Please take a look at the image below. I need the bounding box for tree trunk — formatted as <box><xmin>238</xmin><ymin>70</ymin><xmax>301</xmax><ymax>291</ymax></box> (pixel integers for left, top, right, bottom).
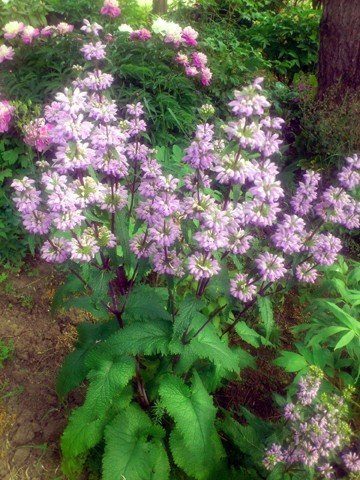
<box><xmin>152</xmin><ymin>0</ymin><xmax>167</xmax><ymax>15</ymax></box>
<box><xmin>317</xmin><ymin>0</ymin><xmax>360</xmax><ymax>99</ymax></box>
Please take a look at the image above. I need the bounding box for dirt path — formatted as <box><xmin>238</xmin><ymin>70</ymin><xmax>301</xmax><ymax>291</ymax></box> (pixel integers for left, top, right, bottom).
<box><xmin>0</xmin><ymin>261</ymin><xmax>79</xmax><ymax>480</ymax></box>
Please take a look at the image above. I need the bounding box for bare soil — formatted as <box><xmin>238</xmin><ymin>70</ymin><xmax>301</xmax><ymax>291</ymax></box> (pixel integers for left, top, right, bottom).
<box><xmin>0</xmin><ymin>261</ymin><xmax>81</xmax><ymax>480</ymax></box>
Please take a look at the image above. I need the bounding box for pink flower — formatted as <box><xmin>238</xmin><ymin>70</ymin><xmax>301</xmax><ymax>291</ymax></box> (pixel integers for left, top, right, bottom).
<box><xmin>21</xmin><ymin>26</ymin><xmax>40</xmax><ymax>44</ymax></box>
<box><xmin>100</xmin><ymin>0</ymin><xmax>121</xmax><ymax>18</ymax></box>
<box><xmin>56</xmin><ymin>22</ymin><xmax>74</xmax><ymax>35</ymax></box>
<box><xmin>192</xmin><ymin>52</ymin><xmax>207</xmax><ymax>69</ymax></box>
<box><xmin>130</xmin><ymin>28</ymin><xmax>152</xmax><ymax>42</ymax></box>
<box><xmin>3</xmin><ymin>21</ymin><xmax>24</xmax><ymax>40</ymax></box>
<box><xmin>0</xmin><ymin>100</ymin><xmax>15</xmax><ymax>133</ymax></box>
<box><xmin>23</xmin><ymin>118</ymin><xmax>53</xmax><ymax>152</ymax></box>
<box><xmin>200</xmin><ymin>67</ymin><xmax>212</xmax><ymax>86</ymax></box>
<box><xmin>181</xmin><ymin>26</ymin><xmax>198</xmax><ymax>46</ymax></box>
<box><xmin>0</xmin><ymin>45</ymin><xmax>15</xmax><ymax>63</ymax></box>
<box><xmin>41</xmin><ymin>26</ymin><xmax>55</xmax><ymax>37</ymax></box>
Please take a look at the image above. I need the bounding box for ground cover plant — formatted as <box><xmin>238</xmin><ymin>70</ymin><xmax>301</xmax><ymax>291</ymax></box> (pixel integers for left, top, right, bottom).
<box><xmin>0</xmin><ymin>1</ymin><xmax>359</xmax><ymax>479</ymax></box>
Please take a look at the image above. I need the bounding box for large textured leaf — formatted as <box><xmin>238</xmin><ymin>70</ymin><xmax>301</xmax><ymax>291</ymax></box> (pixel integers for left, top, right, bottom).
<box><xmin>90</xmin><ymin>319</ymin><xmax>172</xmax><ymax>358</ymax></box>
<box><xmin>103</xmin><ymin>404</ymin><xmax>169</xmax><ymax>480</ymax></box>
<box><xmin>84</xmin><ymin>354</ymin><xmax>136</xmax><ymax>415</ymax></box>
<box><xmin>61</xmin><ymin>405</ymin><xmax>105</xmax><ymax>460</ymax></box>
<box><xmin>61</xmin><ymin>352</ymin><xmax>135</xmax><ymax>476</ymax></box>
<box><xmin>56</xmin><ymin>320</ymin><xmax>118</xmax><ymax>399</ymax></box>
<box><xmin>159</xmin><ymin>372</ymin><xmax>224</xmax><ymax>479</ymax></box>
<box><xmin>123</xmin><ymin>284</ymin><xmax>171</xmax><ymax>322</ymax></box>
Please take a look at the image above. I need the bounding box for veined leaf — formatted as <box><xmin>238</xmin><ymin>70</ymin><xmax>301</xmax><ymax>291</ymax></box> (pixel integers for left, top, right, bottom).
<box><xmin>95</xmin><ymin>319</ymin><xmax>173</xmax><ymax>357</ymax></box>
<box><xmin>103</xmin><ymin>404</ymin><xmax>169</xmax><ymax>480</ymax></box>
<box><xmin>159</xmin><ymin>372</ymin><xmax>224</xmax><ymax>479</ymax></box>
<box><xmin>124</xmin><ymin>284</ymin><xmax>171</xmax><ymax>322</ymax></box>
<box><xmin>235</xmin><ymin>322</ymin><xmax>260</xmax><ymax>347</ymax></box>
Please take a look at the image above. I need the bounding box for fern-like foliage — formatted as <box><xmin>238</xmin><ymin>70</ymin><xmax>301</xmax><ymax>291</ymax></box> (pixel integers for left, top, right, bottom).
<box><xmin>159</xmin><ymin>372</ymin><xmax>225</xmax><ymax>479</ymax></box>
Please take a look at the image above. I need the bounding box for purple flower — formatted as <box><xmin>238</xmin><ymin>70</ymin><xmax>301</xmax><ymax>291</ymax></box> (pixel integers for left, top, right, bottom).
<box><xmin>21</xmin><ymin>210</ymin><xmax>52</xmax><ymax>235</ymax></box>
<box><xmin>81</xmin><ymin>19</ymin><xmax>103</xmax><ymax>36</ymax></box>
<box><xmin>263</xmin><ymin>444</ymin><xmax>284</xmax><ymax>469</ymax></box>
<box><xmin>230</xmin><ymin>273</ymin><xmax>257</xmax><ymax>302</ymax></box>
<box><xmin>295</xmin><ymin>262</ymin><xmax>318</xmax><ymax>284</ymax></box>
<box><xmin>188</xmin><ymin>253</ymin><xmax>220</xmax><ymax>280</ymax></box>
<box><xmin>130</xmin><ymin>29</ymin><xmax>152</xmax><ymax>41</ymax></box>
<box><xmin>69</xmin><ymin>234</ymin><xmax>100</xmax><ymax>262</ymax></box>
<box><xmin>21</xmin><ymin>26</ymin><xmax>40</xmax><ymax>44</ymax></box>
<box><xmin>181</xmin><ymin>26</ymin><xmax>198</xmax><ymax>46</ymax></box>
<box><xmin>23</xmin><ymin>118</ymin><xmax>52</xmax><ymax>152</ymax></box>
<box><xmin>255</xmin><ymin>252</ymin><xmax>286</xmax><ymax>282</ymax></box>
<box><xmin>41</xmin><ymin>238</ymin><xmax>69</xmax><ymax>263</ymax></box>
<box><xmin>343</xmin><ymin>452</ymin><xmax>360</xmax><ymax>473</ymax></box>
<box><xmin>81</xmin><ymin>42</ymin><xmax>107</xmax><ymax>61</ymax></box>
<box><xmin>309</xmin><ymin>233</ymin><xmax>342</xmax><ymax>266</ymax></box>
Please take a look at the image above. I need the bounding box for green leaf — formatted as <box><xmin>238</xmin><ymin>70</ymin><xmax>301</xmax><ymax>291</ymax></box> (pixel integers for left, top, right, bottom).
<box><xmin>334</xmin><ymin>331</ymin><xmax>355</xmax><ymax>350</ymax></box>
<box><xmin>124</xmin><ymin>285</ymin><xmax>171</xmax><ymax>322</ymax></box>
<box><xmin>235</xmin><ymin>322</ymin><xmax>260</xmax><ymax>347</ymax></box>
<box><xmin>52</xmin><ymin>274</ymin><xmax>84</xmax><ymax>313</ymax></box>
<box><xmin>98</xmin><ymin>319</ymin><xmax>173</xmax><ymax>357</ymax></box>
<box><xmin>84</xmin><ymin>354</ymin><xmax>135</xmax><ymax>412</ymax></box>
<box><xmin>308</xmin><ymin>326</ymin><xmax>348</xmax><ymax>346</ymax></box>
<box><xmin>172</xmin><ymin>294</ymin><xmax>205</xmax><ymax>340</ymax></box>
<box><xmin>159</xmin><ymin>372</ymin><xmax>224</xmax><ymax>479</ymax></box>
<box><xmin>103</xmin><ymin>404</ymin><xmax>169</xmax><ymax>480</ymax></box>
<box><xmin>274</xmin><ymin>351</ymin><xmax>308</xmax><ymax>372</ymax></box>
<box><xmin>56</xmin><ymin>320</ymin><xmax>118</xmax><ymax>399</ymax></box>
<box><xmin>221</xmin><ymin>415</ymin><xmax>264</xmax><ymax>461</ymax></box>
<box><xmin>323</xmin><ymin>301</ymin><xmax>360</xmax><ymax>333</ymax></box>
<box><xmin>258</xmin><ymin>296</ymin><xmax>274</xmax><ymax>339</ymax></box>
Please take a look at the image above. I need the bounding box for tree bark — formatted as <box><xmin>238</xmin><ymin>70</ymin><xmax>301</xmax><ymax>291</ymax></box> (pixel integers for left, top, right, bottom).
<box><xmin>317</xmin><ymin>0</ymin><xmax>360</xmax><ymax>99</ymax></box>
<box><xmin>152</xmin><ymin>0</ymin><xmax>167</xmax><ymax>15</ymax></box>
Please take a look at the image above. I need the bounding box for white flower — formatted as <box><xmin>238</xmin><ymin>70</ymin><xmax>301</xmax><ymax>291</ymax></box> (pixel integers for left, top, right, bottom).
<box><xmin>152</xmin><ymin>18</ymin><xmax>182</xmax><ymax>42</ymax></box>
<box><xmin>118</xmin><ymin>24</ymin><xmax>133</xmax><ymax>33</ymax></box>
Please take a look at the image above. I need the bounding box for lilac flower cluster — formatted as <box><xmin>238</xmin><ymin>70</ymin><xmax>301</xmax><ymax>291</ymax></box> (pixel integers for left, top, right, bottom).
<box><xmin>10</xmin><ymin>24</ymin><xmax>359</xmax><ymax>310</ymax></box>
<box><xmin>264</xmin><ymin>369</ymin><xmax>358</xmax><ymax>479</ymax></box>
<box><xmin>119</xmin><ymin>18</ymin><xmax>212</xmax><ymax>86</ymax></box>
<box><xmin>0</xmin><ymin>100</ymin><xmax>15</xmax><ymax>133</ymax></box>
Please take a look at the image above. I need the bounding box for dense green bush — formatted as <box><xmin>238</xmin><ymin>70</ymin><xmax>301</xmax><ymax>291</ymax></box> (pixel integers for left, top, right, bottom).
<box><xmin>173</xmin><ymin>0</ymin><xmax>320</xmax><ymax>89</ymax></box>
<box><xmin>0</xmin><ymin>136</ymin><xmax>35</xmax><ymax>266</ymax></box>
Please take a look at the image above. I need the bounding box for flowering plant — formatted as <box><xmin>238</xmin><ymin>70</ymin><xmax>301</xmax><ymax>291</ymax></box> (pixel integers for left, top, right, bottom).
<box><xmin>8</xmin><ymin>17</ymin><xmax>360</xmax><ymax>480</ymax></box>
<box><xmin>264</xmin><ymin>368</ymin><xmax>359</xmax><ymax>479</ymax></box>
